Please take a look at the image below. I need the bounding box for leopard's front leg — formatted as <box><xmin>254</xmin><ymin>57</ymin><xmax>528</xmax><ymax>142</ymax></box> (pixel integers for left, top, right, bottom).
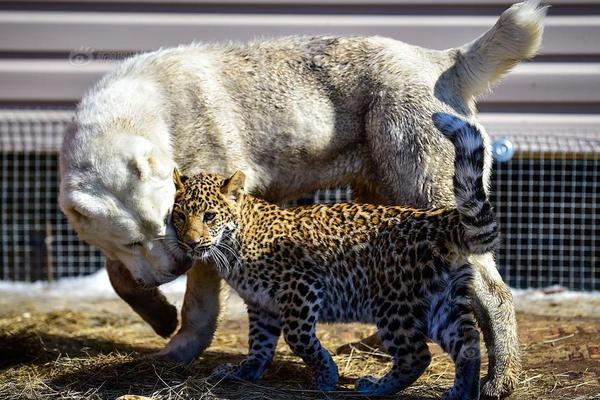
<box><xmin>212</xmin><ymin>305</ymin><xmax>281</xmax><ymax>382</ymax></box>
<box><xmin>279</xmin><ymin>285</ymin><xmax>339</xmax><ymax>392</ymax></box>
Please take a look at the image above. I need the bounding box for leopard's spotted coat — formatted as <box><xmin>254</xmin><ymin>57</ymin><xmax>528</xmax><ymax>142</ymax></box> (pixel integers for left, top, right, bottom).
<box><xmin>171</xmin><ymin>113</ymin><xmax>498</xmax><ymax>398</ymax></box>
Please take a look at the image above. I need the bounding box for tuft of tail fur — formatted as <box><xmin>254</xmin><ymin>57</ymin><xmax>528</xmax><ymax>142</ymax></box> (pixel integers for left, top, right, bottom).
<box><xmin>454</xmin><ymin>0</ymin><xmax>548</xmax><ymax>98</ymax></box>
<box><xmin>433</xmin><ymin>113</ymin><xmax>499</xmax><ymax>255</ymax></box>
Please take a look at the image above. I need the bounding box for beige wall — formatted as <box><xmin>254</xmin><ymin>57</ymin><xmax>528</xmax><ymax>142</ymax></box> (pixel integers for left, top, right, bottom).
<box><xmin>0</xmin><ymin>0</ymin><xmax>599</xmax><ymax>132</ymax></box>
<box><xmin>0</xmin><ymin>1</ymin><xmax>598</xmax><ymax>286</ymax></box>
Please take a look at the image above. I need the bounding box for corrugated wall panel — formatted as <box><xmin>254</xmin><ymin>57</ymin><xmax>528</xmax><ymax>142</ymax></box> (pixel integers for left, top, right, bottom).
<box><xmin>1</xmin><ymin>12</ymin><xmax>599</xmax><ymax>55</ymax></box>
<box><xmin>3</xmin><ymin>0</ymin><xmax>600</xmax><ymax>5</ymax></box>
<box><xmin>1</xmin><ymin>2</ymin><xmax>599</xmax><ymax>109</ymax></box>
<box><xmin>0</xmin><ymin>0</ymin><xmax>598</xmax><ymax>287</ymax></box>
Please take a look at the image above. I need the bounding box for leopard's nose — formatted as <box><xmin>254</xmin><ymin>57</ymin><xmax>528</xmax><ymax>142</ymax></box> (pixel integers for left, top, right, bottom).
<box><xmin>182</xmin><ymin>233</ymin><xmax>201</xmax><ymax>247</ymax></box>
<box><xmin>184</xmin><ymin>238</ymin><xmax>209</xmax><ymax>250</ymax></box>
<box><xmin>183</xmin><ymin>239</ymin><xmax>199</xmax><ymax>248</ymax></box>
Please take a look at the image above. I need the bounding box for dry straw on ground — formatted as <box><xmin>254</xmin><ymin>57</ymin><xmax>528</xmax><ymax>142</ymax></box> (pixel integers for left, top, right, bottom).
<box><xmin>0</xmin><ymin>300</ymin><xmax>599</xmax><ymax>400</ymax></box>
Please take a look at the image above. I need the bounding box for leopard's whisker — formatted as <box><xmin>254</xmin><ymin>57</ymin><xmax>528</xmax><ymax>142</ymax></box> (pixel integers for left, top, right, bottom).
<box><xmin>217</xmin><ymin>246</ymin><xmax>233</xmax><ymax>273</ymax></box>
<box><xmin>217</xmin><ymin>242</ymin><xmax>242</xmax><ymax>268</ymax></box>
<box><xmin>210</xmin><ymin>247</ymin><xmax>229</xmax><ymax>274</ymax></box>
<box><xmin>220</xmin><ymin>246</ymin><xmax>241</xmax><ymax>266</ymax></box>
<box><xmin>177</xmin><ymin>240</ymin><xmax>193</xmax><ymax>252</ymax></box>
<box><xmin>212</xmin><ymin>247</ymin><xmax>231</xmax><ymax>273</ymax></box>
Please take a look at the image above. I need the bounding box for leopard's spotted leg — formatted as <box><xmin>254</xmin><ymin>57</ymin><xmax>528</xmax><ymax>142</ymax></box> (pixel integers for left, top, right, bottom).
<box><xmin>429</xmin><ymin>266</ymin><xmax>481</xmax><ymax>400</ymax></box>
<box><xmin>279</xmin><ymin>286</ymin><xmax>338</xmax><ymax>392</ymax></box>
<box><xmin>212</xmin><ymin>305</ymin><xmax>281</xmax><ymax>382</ymax></box>
<box><xmin>356</xmin><ymin>315</ymin><xmax>432</xmax><ymax>396</ymax></box>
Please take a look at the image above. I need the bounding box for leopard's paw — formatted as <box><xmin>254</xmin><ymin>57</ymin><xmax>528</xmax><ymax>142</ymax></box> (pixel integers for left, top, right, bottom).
<box><xmin>355</xmin><ymin>375</ymin><xmax>401</xmax><ymax>396</ymax></box>
<box><xmin>210</xmin><ymin>359</ymin><xmax>268</xmax><ymax>382</ymax></box>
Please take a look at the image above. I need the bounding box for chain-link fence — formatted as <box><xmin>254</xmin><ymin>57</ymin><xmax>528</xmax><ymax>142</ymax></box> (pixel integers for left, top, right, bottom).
<box><xmin>489</xmin><ymin>131</ymin><xmax>599</xmax><ymax>291</ymax></box>
<box><xmin>1</xmin><ymin>109</ymin><xmax>598</xmax><ymax>290</ymax></box>
<box><xmin>0</xmin><ymin>110</ymin><xmax>104</xmax><ymax>281</ymax></box>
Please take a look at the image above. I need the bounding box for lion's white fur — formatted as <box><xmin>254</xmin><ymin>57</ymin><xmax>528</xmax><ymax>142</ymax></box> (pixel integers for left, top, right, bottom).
<box><xmin>60</xmin><ymin>1</ymin><xmax>545</xmax><ymax>284</ymax></box>
<box><xmin>60</xmin><ymin>3</ymin><xmax>545</xmax><ymax>393</ymax></box>
<box><xmin>60</xmin><ymin>76</ymin><xmax>179</xmax><ymax>284</ymax></box>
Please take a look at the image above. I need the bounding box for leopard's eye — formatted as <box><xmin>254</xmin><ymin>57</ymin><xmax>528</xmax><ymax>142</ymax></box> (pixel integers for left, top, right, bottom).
<box><xmin>172</xmin><ymin>208</ymin><xmax>185</xmax><ymax>220</ymax></box>
<box><xmin>204</xmin><ymin>211</ymin><xmax>216</xmax><ymax>222</ymax></box>
<box><xmin>171</xmin><ymin>209</ymin><xmax>187</xmax><ymax>227</ymax></box>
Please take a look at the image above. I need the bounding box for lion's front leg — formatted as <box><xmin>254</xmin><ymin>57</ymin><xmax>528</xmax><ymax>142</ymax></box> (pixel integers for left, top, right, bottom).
<box><xmin>106</xmin><ymin>259</ymin><xmax>178</xmax><ymax>338</ymax></box>
<box><xmin>158</xmin><ymin>261</ymin><xmax>222</xmax><ymax>363</ymax></box>
<box><xmin>471</xmin><ymin>253</ymin><xmax>521</xmax><ymax>399</ymax></box>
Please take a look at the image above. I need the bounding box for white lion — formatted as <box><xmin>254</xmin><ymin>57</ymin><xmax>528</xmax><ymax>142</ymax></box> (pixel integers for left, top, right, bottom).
<box><xmin>59</xmin><ymin>1</ymin><xmax>546</xmax><ymax>397</ymax></box>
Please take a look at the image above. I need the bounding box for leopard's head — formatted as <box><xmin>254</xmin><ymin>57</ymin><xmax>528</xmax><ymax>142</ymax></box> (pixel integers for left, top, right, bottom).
<box><xmin>172</xmin><ymin>169</ymin><xmax>245</xmax><ymax>261</ymax></box>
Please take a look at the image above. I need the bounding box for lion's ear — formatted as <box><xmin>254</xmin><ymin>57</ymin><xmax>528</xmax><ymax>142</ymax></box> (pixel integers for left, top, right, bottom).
<box><xmin>124</xmin><ymin>135</ymin><xmax>171</xmax><ymax>181</ymax></box>
<box><xmin>69</xmin><ymin>207</ymin><xmax>88</xmax><ymax>225</ymax></box>
<box><xmin>220</xmin><ymin>170</ymin><xmax>245</xmax><ymax>202</ymax></box>
<box><xmin>173</xmin><ymin>168</ymin><xmax>188</xmax><ymax>192</ymax></box>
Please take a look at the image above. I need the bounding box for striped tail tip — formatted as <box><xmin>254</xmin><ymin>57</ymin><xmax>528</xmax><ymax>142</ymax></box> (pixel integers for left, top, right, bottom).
<box><xmin>432</xmin><ymin>112</ymin><xmax>469</xmax><ymax>138</ymax></box>
<box><xmin>433</xmin><ymin>112</ymin><xmax>497</xmax><ymax>255</ymax></box>
<box><xmin>432</xmin><ymin>113</ymin><xmax>483</xmax><ymax>147</ymax></box>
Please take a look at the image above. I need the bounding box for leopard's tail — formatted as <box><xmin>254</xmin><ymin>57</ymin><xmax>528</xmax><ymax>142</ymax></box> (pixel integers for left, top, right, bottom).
<box><xmin>432</xmin><ymin>113</ymin><xmax>499</xmax><ymax>255</ymax></box>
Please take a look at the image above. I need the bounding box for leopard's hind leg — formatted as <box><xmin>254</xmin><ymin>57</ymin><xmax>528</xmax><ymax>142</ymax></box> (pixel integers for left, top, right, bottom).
<box><xmin>429</xmin><ymin>264</ymin><xmax>481</xmax><ymax>400</ymax></box>
<box><xmin>356</xmin><ymin>310</ymin><xmax>432</xmax><ymax>396</ymax></box>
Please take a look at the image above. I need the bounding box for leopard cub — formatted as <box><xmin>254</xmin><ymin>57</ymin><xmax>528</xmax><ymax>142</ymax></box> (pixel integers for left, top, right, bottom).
<box><xmin>171</xmin><ymin>113</ymin><xmax>498</xmax><ymax>399</ymax></box>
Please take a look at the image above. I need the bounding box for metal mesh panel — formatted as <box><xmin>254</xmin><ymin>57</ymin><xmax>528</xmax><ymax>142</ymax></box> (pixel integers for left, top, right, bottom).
<box><xmin>0</xmin><ymin>111</ymin><xmax>105</xmax><ymax>281</ymax></box>
<box><xmin>0</xmin><ymin>109</ymin><xmax>598</xmax><ymax>291</ymax></box>
<box><xmin>284</xmin><ymin>133</ymin><xmax>600</xmax><ymax>291</ymax></box>
<box><xmin>489</xmin><ymin>132</ymin><xmax>599</xmax><ymax>291</ymax></box>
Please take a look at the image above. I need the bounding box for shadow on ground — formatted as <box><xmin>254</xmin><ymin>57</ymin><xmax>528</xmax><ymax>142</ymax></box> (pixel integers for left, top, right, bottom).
<box><xmin>0</xmin><ymin>320</ymin><xmax>442</xmax><ymax>399</ymax></box>
<box><xmin>1</xmin><ymin>302</ymin><xmax>599</xmax><ymax>399</ymax></box>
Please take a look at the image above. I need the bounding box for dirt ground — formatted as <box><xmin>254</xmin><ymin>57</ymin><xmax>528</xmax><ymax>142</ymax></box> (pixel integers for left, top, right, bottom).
<box><xmin>0</xmin><ymin>294</ymin><xmax>599</xmax><ymax>400</ymax></box>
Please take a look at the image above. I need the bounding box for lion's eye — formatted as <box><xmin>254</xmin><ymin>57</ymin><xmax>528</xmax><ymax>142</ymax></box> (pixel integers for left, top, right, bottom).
<box><xmin>126</xmin><ymin>241</ymin><xmax>143</xmax><ymax>248</ymax></box>
<box><xmin>204</xmin><ymin>212</ymin><xmax>216</xmax><ymax>222</ymax></box>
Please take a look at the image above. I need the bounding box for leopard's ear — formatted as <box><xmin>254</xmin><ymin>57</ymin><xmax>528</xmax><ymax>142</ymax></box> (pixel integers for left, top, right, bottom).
<box><xmin>173</xmin><ymin>168</ymin><xmax>188</xmax><ymax>192</ymax></box>
<box><xmin>221</xmin><ymin>170</ymin><xmax>245</xmax><ymax>201</ymax></box>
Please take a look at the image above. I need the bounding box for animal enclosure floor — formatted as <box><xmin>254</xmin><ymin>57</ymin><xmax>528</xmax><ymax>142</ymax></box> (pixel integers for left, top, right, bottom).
<box><xmin>0</xmin><ymin>297</ymin><xmax>599</xmax><ymax>400</ymax></box>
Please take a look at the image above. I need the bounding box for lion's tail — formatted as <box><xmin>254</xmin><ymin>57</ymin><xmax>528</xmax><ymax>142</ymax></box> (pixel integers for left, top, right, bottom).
<box><xmin>453</xmin><ymin>0</ymin><xmax>548</xmax><ymax>99</ymax></box>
